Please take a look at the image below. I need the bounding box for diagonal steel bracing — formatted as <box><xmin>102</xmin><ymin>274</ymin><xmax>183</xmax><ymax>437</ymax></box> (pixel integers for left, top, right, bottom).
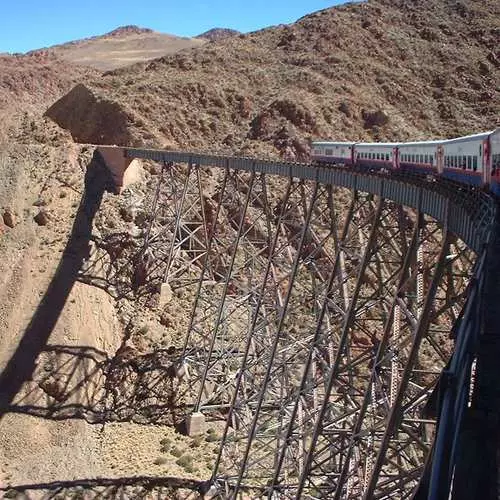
<box><xmin>93</xmin><ymin>158</ymin><xmax>478</xmax><ymax>498</ymax></box>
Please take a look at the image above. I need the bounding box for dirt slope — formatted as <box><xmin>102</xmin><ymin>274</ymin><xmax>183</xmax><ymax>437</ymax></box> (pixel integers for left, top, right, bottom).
<box><xmin>30</xmin><ymin>25</ymin><xmax>206</xmax><ymax>71</ymax></box>
<box><xmin>46</xmin><ymin>0</ymin><xmax>500</xmax><ymax>159</ymax></box>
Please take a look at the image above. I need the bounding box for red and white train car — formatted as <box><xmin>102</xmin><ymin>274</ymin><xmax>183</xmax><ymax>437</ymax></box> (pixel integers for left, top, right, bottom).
<box><xmin>311</xmin><ymin>128</ymin><xmax>500</xmax><ymax>196</ymax></box>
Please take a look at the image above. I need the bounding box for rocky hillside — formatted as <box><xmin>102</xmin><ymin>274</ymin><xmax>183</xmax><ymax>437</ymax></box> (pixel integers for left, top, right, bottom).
<box><xmin>45</xmin><ymin>0</ymin><xmax>500</xmax><ymax>159</ymax></box>
<box><xmin>0</xmin><ymin>52</ymin><xmax>98</xmax><ymax>144</ymax></box>
<box><xmin>196</xmin><ymin>28</ymin><xmax>241</xmax><ymax>41</ymax></box>
<box><xmin>29</xmin><ymin>26</ymin><xmax>206</xmax><ymax>71</ymax></box>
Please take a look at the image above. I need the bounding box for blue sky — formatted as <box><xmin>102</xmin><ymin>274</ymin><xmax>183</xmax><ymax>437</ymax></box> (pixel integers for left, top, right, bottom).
<box><xmin>0</xmin><ymin>0</ymin><xmax>346</xmax><ymax>54</ymax></box>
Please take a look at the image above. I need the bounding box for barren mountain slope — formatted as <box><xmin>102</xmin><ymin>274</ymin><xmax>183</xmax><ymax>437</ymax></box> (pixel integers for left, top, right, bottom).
<box><xmin>0</xmin><ymin>52</ymin><xmax>98</xmax><ymax>144</ymax></box>
<box><xmin>47</xmin><ymin>0</ymin><xmax>500</xmax><ymax>159</ymax></box>
<box><xmin>30</xmin><ymin>25</ymin><xmax>206</xmax><ymax>71</ymax></box>
<box><xmin>196</xmin><ymin>28</ymin><xmax>241</xmax><ymax>41</ymax></box>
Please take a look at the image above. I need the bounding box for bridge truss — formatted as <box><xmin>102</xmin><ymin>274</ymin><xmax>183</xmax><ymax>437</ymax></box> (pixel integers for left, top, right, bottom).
<box><xmin>87</xmin><ymin>147</ymin><xmax>496</xmax><ymax>499</ymax></box>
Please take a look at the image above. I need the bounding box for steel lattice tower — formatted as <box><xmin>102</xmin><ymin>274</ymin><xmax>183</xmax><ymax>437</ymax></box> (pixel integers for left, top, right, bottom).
<box><xmin>119</xmin><ymin>159</ymin><xmax>475</xmax><ymax>499</ymax></box>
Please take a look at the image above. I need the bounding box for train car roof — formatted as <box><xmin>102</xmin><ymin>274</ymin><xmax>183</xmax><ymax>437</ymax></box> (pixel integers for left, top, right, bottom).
<box><xmin>398</xmin><ymin>139</ymin><xmax>444</xmax><ymax>147</ymax></box>
<box><xmin>312</xmin><ymin>141</ymin><xmax>355</xmax><ymax>146</ymax></box>
<box><xmin>312</xmin><ymin>130</ymin><xmax>497</xmax><ymax>148</ymax></box>
<box><xmin>443</xmin><ymin>130</ymin><xmax>494</xmax><ymax>144</ymax></box>
<box><xmin>355</xmin><ymin>142</ymin><xmax>400</xmax><ymax>147</ymax></box>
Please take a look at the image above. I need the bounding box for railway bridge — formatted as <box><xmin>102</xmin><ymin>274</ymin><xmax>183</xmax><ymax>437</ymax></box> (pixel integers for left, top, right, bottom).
<box><xmin>96</xmin><ymin>146</ymin><xmax>500</xmax><ymax>499</ymax></box>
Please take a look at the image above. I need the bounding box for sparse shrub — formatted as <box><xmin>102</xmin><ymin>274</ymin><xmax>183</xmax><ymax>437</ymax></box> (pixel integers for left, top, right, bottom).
<box><xmin>171</xmin><ymin>446</ymin><xmax>183</xmax><ymax>457</ymax></box>
<box><xmin>154</xmin><ymin>456</ymin><xmax>168</xmax><ymax>465</ymax></box>
<box><xmin>206</xmin><ymin>432</ymin><xmax>219</xmax><ymax>442</ymax></box>
<box><xmin>191</xmin><ymin>434</ymin><xmax>205</xmax><ymax>448</ymax></box>
<box><xmin>137</xmin><ymin>325</ymin><xmax>149</xmax><ymax>335</ymax></box>
<box><xmin>176</xmin><ymin>454</ymin><xmax>194</xmax><ymax>471</ymax></box>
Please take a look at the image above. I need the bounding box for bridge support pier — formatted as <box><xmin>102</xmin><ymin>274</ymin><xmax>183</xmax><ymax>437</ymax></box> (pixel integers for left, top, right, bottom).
<box><xmin>97</xmin><ymin>146</ymin><xmax>133</xmax><ymax>192</ymax></box>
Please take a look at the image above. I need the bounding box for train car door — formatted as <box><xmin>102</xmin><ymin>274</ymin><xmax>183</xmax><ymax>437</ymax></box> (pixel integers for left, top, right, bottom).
<box><xmin>351</xmin><ymin>145</ymin><xmax>355</xmax><ymax>166</ymax></box>
<box><xmin>482</xmin><ymin>138</ymin><xmax>490</xmax><ymax>185</ymax></box>
<box><xmin>489</xmin><ymin>129</ymin><xmax>500</xmax><ymax>193</ymax></box>
<box><xmin>392</xmin><ymin>147</ymin><xmax>399</xmax><ymax>169</ymax></box>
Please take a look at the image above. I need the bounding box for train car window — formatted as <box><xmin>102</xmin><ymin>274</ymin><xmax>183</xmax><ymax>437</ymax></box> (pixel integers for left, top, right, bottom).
<box><xmin>386</xmin><ymin>153</ymin><xmax>390</xmax><ymax>161</ymax></box>
<box><xmin>424</xmin><ymin>155</ymin><xmax>428</xmax><ymax>163</ymax></box>
<box><xmin>467</xmin><ymin>156</ymin><xmax>472</xmax><ymax>170</ymax></box>
<box><xmin>479</xmin><ymin>145</ymin><xmax>482</xmax><ymax>157</ymax></box>
<box><xmin>376</xmin><ymin>153</ymin><xmax>380</xmax><ymax>160</ymax></box>
<box><xmin>325</xmin><ymin>148</ymin><xmax>333</xmax><ymax>156</ymax></box>
<box><xmin>419</xmin><ymin>154</ymin><xmax>423</xmax><ymax>163</ymax></box>
<box><xmin>473</xmin><ymin>156</ymin><xmax>478</xmax><ymax>171</ymax></box>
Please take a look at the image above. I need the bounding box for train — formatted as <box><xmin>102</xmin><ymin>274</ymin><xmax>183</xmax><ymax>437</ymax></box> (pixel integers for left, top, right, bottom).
<box><xmin>311</xmin><ymin>129</ymin><xmax>500</xmax><ymax>196</ymax></box>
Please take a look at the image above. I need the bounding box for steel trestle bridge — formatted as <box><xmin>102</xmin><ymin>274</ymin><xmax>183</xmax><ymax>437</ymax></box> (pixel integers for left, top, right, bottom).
<box><xmin>98</xmin><ymin>147</ymin><xmax>500</xmax><ymax>499</ymax></box>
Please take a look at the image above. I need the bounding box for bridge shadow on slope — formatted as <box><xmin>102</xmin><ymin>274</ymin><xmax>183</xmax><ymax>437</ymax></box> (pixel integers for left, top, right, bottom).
<box><xmin>1</xmin><ymin>476</ymin><xmax>204</xmax><ymax>499</ymax></box>
<box><xmin>6</xmin><ymin>343</ymin><xmax>189</xmax><ymax>426</ymax></box>
<box><xmin>0</xmin><ymin>152</ymin><xmax>114</xmax><ymax>419</ymax></box>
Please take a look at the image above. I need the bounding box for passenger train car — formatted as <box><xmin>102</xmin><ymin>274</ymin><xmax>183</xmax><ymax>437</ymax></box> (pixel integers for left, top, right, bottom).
<box><xmin>311</xmin><ymin>129</ymin><xmax>500</xmax><ymax>196</ymax></box>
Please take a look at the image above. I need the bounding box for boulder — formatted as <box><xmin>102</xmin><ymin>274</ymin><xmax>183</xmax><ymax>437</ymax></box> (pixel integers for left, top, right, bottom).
<box><xmin>34</xmin><ymin>209</ymin><xmax>49</xmax><ymax>226</ymax></box>
<box><xmin>2</xmin><ymin>209</ymin><xmax>15</xmax><ymax>228</ymax></box>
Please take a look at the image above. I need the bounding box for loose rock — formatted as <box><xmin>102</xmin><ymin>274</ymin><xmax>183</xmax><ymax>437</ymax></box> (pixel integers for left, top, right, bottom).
<box><xmin>3</xmin><ymin>209</ymin><xmax>15</xmax><ymax>228</ymax></box>
<box><xmin>34</xmin><ymin>210</ymin><xmax>49</xmax><ymax>226</ymax></box>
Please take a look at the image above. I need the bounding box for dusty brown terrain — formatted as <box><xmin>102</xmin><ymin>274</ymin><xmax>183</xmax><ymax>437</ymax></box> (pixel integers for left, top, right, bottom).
<box><xmin>0</xmin><ymin>0</ymin><xmax>499</xmax><ymax>496</ymax></box>
<box><xmin>29</xmin><ymin>25</ymin><xmax>206</xmax><ymax>71</ymax></box>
